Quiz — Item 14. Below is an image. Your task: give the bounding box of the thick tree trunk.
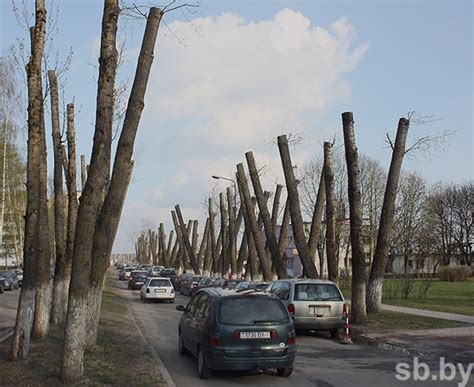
[159,223,168,267]
[236,231,248,275]
[63,104,78,323]
[12,4,46,361]
[226,187,237,276]
[175,205,200,273]
[208,198,217,276]
[246,152,288,278]
[165,229,174,265]
[236,163,272,281]
[308,164,326,259]
[277,199,291,258]
[49,70,67,326]
[342,112,367,323]
[61,1,120,382]
[191,220,199,256]
[324,142,338,284]
[84,6,162,350]
[219,192,228,277]
[367,118,410,313]
[197,218,209,273]
[277,135,318,277]
[80,155,87,191]
[240,193,260,281]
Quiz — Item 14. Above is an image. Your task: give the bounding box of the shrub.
[438,266,471,282]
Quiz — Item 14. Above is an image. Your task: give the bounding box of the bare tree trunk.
[240,192,260,281]
[271,185,283,228]
[11,5,47,357]
[208,198,217,276]
[191,220,199,256]
[308,165,326,259]
[165,229,174,266]
[48,70,67,326]
[159,223,168,267]
[226,187,237,276]
[324,142,338,284]
[61,1,119,381]
[219,192,228,277]
[197,218,209,273]
[236,231,248,275]
[63,104,78,323]
[277,135,318,277]
[175,205,200,274]
[236,163,272,281]
[84,5,162,352]
[246,152,287,278]
[277,199,291,258]
[342,112,367,323]
[367,118,410,313]
[80,155,87,192]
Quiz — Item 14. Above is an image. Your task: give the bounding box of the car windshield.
[135,275,147,281]
[219,296,289,325]
[294,284,343,301]
[0,272,13,278]
[149,279,171,287]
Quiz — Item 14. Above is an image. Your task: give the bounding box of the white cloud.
[114,9,368,252]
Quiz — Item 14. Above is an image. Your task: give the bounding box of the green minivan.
[176,288,296,379]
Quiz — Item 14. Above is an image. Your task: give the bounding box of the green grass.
[339,277,474,316]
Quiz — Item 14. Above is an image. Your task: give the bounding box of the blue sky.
[1,0,472,253]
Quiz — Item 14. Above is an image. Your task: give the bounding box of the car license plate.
[154,289,166,293]
[311,306,330,316]
[240,331,270,339]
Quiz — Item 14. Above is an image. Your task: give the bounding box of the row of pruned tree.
[143,112,417,325]
[11,0,164,383]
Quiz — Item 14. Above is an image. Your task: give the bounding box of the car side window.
[186,293,202,317]
[194,293,209,321]
[280,282,291,300]
[271,281,282,298]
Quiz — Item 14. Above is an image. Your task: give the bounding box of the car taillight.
[234,330,241,341]
[208,332,221,346]
[146,288,150,293]
[288,329,296,345]
[270,329,278,339]
[287,303,295,318]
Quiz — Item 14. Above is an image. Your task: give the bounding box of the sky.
[0,0,472,253]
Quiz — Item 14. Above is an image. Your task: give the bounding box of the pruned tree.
[341,112,367,323]
[367,117,410,313]
[324,142,338,284]
[277,134,318,277]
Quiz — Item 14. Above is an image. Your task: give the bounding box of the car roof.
[274,278,339,285]
[198,287,273,299]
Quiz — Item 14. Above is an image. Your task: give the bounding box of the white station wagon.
[140,277,175,303]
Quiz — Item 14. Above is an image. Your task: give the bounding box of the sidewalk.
[380,303,474,324]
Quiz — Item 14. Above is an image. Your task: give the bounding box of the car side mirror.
[176,305,185,312]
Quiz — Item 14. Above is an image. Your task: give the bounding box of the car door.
[190,293,210,353]
[181,293,201,351]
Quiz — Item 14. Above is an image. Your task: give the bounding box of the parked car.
[192,277,215,295]
[0,271,19,290]
[178,274,194,294]
[119,266,134,280]
[140,277,175,302]
[16,270,23,287]
[221,279,244,290]
[181,276,204,296]
[0,275,5,293]
[128,272,148,290]
[149,265,165,277]
[265,279,346,337]
[176,288,296,379]
[211,278,226,288]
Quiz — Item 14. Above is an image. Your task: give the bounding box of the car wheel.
[170,299,174,303]
[178,332,189,356]
[197,347,212,379]
[276,367,293,377]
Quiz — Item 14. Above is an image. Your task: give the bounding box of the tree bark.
[219,192,228,277]
[85,6,162,350]
[246,152,288,278]
[61,1,120,381]
[11,6,47,358]
[159,223,168,267]
[226,187,237,276]
[63,104,78,323]
[324,142,338,284]
[197,218,209,273]
[80,155,87,192]
[367,117,410,313]
[175,205,200,274]
[236,163,272,281]
[208,198,217,276]
[240,191,260,281]
[48,70,67,326]
[308,164,326,259]
[277,135,318,277]
[342,112,367,323]
[277,199,291,258]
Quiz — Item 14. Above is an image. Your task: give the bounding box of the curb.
[119,288,177,387]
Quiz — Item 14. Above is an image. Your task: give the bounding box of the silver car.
[266,279,346,336]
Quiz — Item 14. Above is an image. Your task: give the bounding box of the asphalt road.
[0,286,20,332]
[116,275,470,387]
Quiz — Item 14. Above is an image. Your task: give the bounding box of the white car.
[149,265,165,277]
[140,277,175,302]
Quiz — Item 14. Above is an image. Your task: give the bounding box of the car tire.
[178,332,189,356]
[276,367,293,377]
[197,347,212,379]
